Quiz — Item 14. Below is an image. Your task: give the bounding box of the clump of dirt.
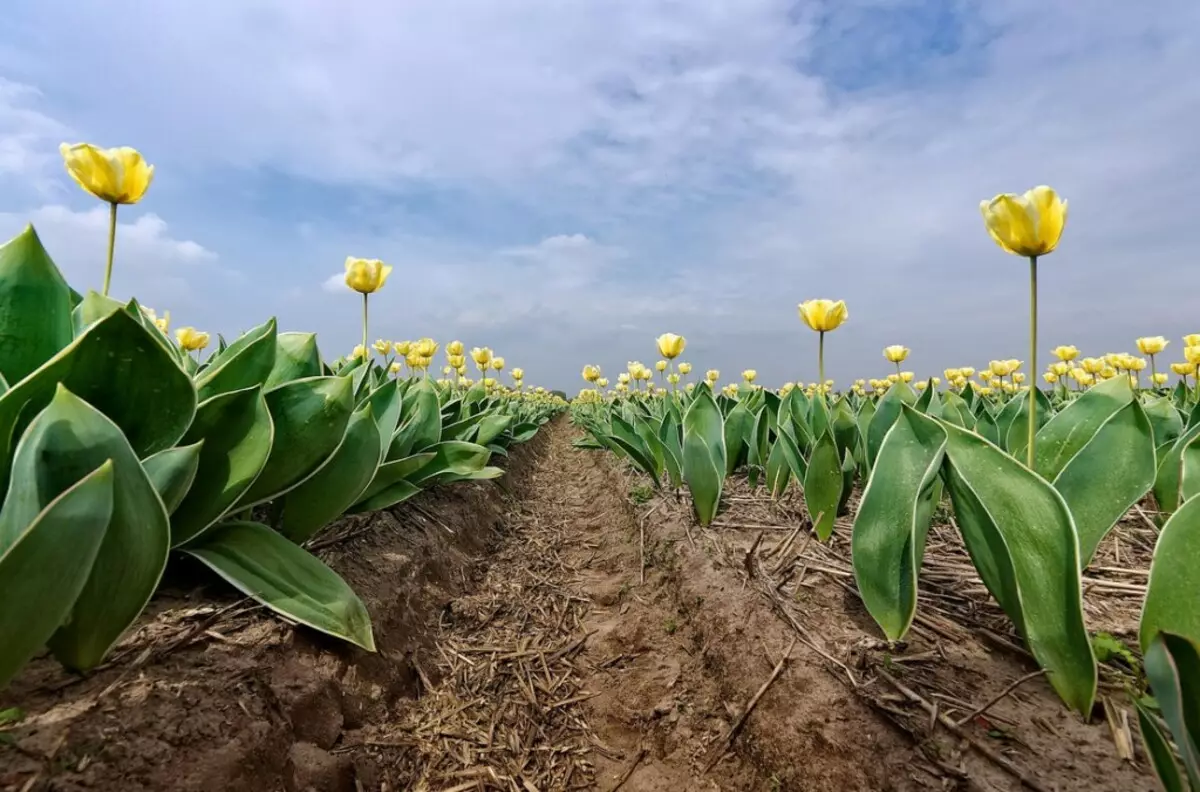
[0,431,548,792]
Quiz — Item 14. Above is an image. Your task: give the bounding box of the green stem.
[361,293,369,360]
[1027,256,1038,468]
[102,202,118,297]
[818,331,826,404]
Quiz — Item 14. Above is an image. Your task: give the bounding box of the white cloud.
[0,79,73,198]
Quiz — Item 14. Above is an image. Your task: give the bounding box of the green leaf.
[348,479,421,512]
[1004,387,1055,460]
[0,225,74,385]
[170,386,273,545]
[722,402,755,476]
[1145,395,1185,449]
[195,318,277,401]
[183,521,375,651]
[941,422,1096,715]
[0,462,113,689]
[263,332,322,389]
[804,430,844,542]
[1034,376,1134,481]
[475,414,512,447]
[365,379,403,454]
[408,440,491,486]
[3,387,169,671]
[866,381,916,469]
[1136,698,1188,792]
[1051,400,1156,566]
[142,441,203,515]
[765,434,791,498]
[0,308,197,495]
[236,376,355,508]
[278,403,383,544]
[851,407,948,641]
[1142,494,1200,650]
[1142,633,1200,788]
[658,412,683,488]
[1157,421,1200,515]
[682,389,725,526]
[388,381,442,459]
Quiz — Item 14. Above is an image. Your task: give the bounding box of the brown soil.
[0,419,1163,791]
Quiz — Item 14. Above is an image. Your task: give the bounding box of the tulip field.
[1,149,1197,791]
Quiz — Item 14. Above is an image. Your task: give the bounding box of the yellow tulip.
[678,362,692,375]
[1152,372,1168,386]
[723,383,740,397]
[448,354,465,369]
[457,366,467,377]
[618,372,631,385]
[979,186,1068,258]
[1050,361,1070,376]
[351,344,366,360]
[1051,345,1079,362]
[175,326,210,352]
[596,378,609,388]
[582,365,601,383]
[979,387,993,396]
[883,345,909,364]
[1012,372,1026,384]
[405,350,423,369]
[887,373,900,384]
[667,373,680,385]
[742,369,757,383]
[1100,365,1116,379]
[394,340,412,356]
[388,362,401,375]
[655,360,668,373]
[797,299,849,332]
[1043,372,1058,384]
[373,339,391,356]
[414,337,439,358]
[472,347,493,368]
[511,367,524,381]
[154,311,170,333]
[446,340,464,356]
[1136,336,1168,356]
[1081,357,1105,374]
[60,142,155,205]
[344,257,392,294]
[943,368,961,381]
[491,357,505,371]
[706,369,719,382]
[656,333,686,359]
[1171,362,1196,376]
[899,371,913,383]
[1184,346,1200,365]
[915,381,927,391]
[1126,357,1147,372]
[1183,334,1200,347]
[960,367,976,378]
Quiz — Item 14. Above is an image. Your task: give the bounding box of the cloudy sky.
[2,0,1198,390]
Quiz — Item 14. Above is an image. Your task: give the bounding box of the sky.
[1,0,1199,391]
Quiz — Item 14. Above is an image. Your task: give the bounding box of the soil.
[0,419,1162,791]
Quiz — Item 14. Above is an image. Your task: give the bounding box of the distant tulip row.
[0,143,564,692]
[570,186,1198,786]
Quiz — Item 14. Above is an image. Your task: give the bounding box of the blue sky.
[2,0,1199,390]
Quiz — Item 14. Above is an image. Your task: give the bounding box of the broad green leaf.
[1051,400,1156,565]
[1142,494,1200,649]
[830,397,859,460]
[1156,421,1200,515]
[1142,634,1200,788]
[389,381,442,459]
[722,402,754,476]
[142,441,203,515]
[264,332,322,389]
[866,381,916,468]
[775,424,807,481]
[365,378,402,457]
[1145,395,1185,449]
[408,440,491,486]
[0,463,113,689]
[349,479,421,512]
[1136,698,1188,792]
[765,435,790,498]
[195,318,277,401]
[237,376,354,507]
[475,414,512,447]
[851,406,946,641]
[171,386,273,545]
[0,308,197,494]
[0,225,74,385]
[278,403,382,544]
[804,430,843,542]
[683,390,725,525]
[1034,376,1133,481]
[350,451,435,512]
[941,422,1096,715]
[4,387,169,671]
[658,412,683,488]
[183,521,375,651]
[1004,387,1054,460]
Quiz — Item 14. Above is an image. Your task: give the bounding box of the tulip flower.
[596,377,609,388]
[154,311,170,334]
[492,357,505,372]
[1050,345,1078,362]
[1043,372,1058,384]
[60,142,156,297]
[389,362,402,375]
[883,345,910,371]
[656,333,686,360]
[446,340,464,356]
[618,372,631,385]
[175,326,210,353]
[678,362,692,376]
[1171,361,1196,376]
[351,344,366,360]
[1152,372,1168,387]
[798,298,848,400]
[414,338,439,358]
[373,339,391,356]
[655,360,668,373]
[1050,361,1070,376]
[742,369,757,384]
[582,365,601,383]
[344,257,392,357]
[900,371,914,383]
[981,185,1068,467]
[472,347,493,372]
[706,369,719,384]
[1136,336,1168,382]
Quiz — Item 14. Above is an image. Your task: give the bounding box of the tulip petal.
[1025,186,1067,255]
[982,194,1037,256]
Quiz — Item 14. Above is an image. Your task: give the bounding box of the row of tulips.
[571,186,1198,790]
[0,143,564,692]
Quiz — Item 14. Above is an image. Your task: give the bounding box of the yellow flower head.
[373,339,391,355]
[511,367,524,381]
[678,362,692,375]
[1051,345,1079,362]
[1136,336,1168,356]
[797,299,848,332]
[667,372,680,385]
[351,344,366,360]
[1184,334,1200,347]
[414,337,439,358]
[445,340,464,356]
[1049,361,1070,376]
[60,142,155,204]
[175,326,210,352]
[491,356,505,371]
[723,383,740,397]
[596,377,609,388]
[1080,357,1104,374]
[979,185,1068,258]
[960,367,976,378]
[448,354,465,369]
[154,310,170,333]
[1185,346,1200,365]
[617,372,631,385]
[915,381,928,391]
[706,369,719,382]
[742,369,757,383]
[883,345,909,364]
[1152,372,1169,386]
[405,350,424,368]
[471,347,493,367]
[582,364,601,383]
[899,371,914,383]
[655,360,668,372]
[887,373,900,384]
[1171,362,1196,376]
[344,257,392,294]
[656,333,687,359]
[394,340,412,356]
[943,368,961,381]
[389,361,402,375]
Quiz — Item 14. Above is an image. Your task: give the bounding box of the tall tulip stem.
[818,330,826,404]
[361,293,369,362]
[1027,255,1038,468]
[102,202,118,297]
